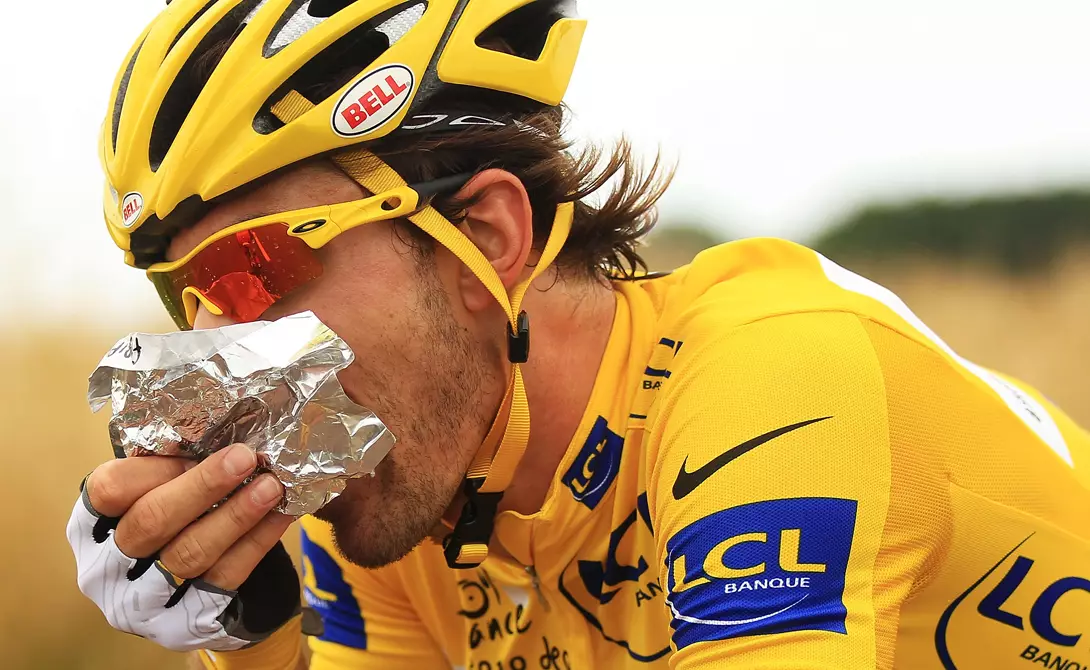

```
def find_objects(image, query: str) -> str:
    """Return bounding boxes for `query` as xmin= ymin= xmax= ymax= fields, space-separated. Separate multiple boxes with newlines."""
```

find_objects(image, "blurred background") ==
xmin=3 ymin=1 xmax=1090 ymax=668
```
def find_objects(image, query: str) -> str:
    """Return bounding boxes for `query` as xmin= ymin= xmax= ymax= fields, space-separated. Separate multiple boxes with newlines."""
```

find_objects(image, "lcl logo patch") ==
xmin=665 ymin=497 xmax=857 ymax=649
xmin=332 ymin=64 xmax=414 ymax=138
xmin=562 ymin=417 xmax=624 ymax=510
xmin=301 ymin=529 xmax=367 ymax=650
xmin=121 ymin=192 xmax=143 ymax=228
xmin=936 ymin=533 xmax=1090 ymax=670
xmin=982 ymin=556 xmax=1090 ymax=646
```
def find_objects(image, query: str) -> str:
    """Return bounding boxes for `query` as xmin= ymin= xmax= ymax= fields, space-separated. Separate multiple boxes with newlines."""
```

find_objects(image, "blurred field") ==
xmin=2 ymin=247 xmax=1089 ymax=669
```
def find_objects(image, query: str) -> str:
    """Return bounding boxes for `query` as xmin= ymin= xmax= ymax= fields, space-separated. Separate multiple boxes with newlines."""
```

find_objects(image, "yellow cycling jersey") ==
xmin=297 ymin=238 xmax=1090 ymax=670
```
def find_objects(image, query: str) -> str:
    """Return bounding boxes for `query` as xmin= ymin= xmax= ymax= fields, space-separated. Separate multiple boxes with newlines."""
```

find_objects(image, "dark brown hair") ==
xmin=367 ymin=105 xmax=674 ymax=280
xmin=187 ymin=23 xmax=674 ymax=280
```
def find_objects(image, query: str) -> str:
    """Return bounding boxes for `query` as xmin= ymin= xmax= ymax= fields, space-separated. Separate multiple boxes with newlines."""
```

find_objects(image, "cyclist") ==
xmin=68 ymin=1 xmax=1090 ymax=668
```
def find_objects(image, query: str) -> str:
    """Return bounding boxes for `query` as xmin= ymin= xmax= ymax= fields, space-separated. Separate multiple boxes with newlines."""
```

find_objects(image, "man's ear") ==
xmin=455 ymin=169 xmax=534 ymax=314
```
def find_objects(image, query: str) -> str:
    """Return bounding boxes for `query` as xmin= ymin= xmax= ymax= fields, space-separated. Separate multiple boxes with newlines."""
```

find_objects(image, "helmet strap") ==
xmin=270 ymin=92 xmax=575 ymax=568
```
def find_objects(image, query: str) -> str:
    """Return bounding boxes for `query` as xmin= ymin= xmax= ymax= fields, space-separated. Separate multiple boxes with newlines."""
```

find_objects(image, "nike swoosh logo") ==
xmin=671 ymin=417 xmax=833 ymax=500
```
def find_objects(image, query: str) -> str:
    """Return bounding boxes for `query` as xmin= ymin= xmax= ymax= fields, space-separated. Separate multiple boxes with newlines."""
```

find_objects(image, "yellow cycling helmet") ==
xmin=100 ymin=0 xmax=588 ymax=569
xmin=101 ymin=0 xmax=585 ymax=266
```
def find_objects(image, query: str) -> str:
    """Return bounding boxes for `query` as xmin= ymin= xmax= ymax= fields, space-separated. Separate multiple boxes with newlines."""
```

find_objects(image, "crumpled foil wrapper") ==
xmin=87 ymin=311 xmax=396 ymax=516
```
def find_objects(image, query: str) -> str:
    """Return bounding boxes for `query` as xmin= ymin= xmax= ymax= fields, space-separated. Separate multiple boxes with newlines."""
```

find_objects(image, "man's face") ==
xmin=169 ymin=161 xmax=504 ymax=568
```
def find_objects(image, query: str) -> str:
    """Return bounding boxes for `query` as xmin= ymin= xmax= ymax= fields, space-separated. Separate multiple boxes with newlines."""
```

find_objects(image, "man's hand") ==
xmin=88 ymin=444 xmax=291 ymax=588
xmin=67 ymin=444 xmax=300 ymax=652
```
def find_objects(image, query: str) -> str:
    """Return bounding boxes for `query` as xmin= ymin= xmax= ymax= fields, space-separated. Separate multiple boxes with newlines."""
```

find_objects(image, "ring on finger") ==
xmin=155 ymin=559 xmax=186 ymax=588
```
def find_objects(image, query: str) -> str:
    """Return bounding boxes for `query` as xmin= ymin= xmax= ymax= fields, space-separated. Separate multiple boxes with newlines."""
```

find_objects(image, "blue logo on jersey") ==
xmin=562 ymin=417 xmax=624 ymax=510
xmin=301 ymin=528 xmax=367 ymax=650
xmin=665 ymin=497 xmax=857 ymax=649
xmin=557 ymin=492 xmax=672 ymax=663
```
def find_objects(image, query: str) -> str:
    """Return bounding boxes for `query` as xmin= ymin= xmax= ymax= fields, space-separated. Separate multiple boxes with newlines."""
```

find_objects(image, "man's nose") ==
xmin=192 ymin=305 xmax=237 ymax=330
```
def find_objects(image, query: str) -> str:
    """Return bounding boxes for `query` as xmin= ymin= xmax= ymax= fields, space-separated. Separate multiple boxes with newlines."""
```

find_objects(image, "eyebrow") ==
xmin=167 ymin=208 xmax=277 ymax=262
xmin=224 ymin=209 xmax=277 ymax=227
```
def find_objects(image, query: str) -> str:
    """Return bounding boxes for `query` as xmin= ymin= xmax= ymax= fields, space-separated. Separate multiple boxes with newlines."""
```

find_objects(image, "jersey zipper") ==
xmin=526 ymin=565 xmax=551 ymax=612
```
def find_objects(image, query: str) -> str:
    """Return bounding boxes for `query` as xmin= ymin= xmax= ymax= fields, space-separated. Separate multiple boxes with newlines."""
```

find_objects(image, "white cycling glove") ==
xmin=66 ymin=480 xmax=300 ymax=652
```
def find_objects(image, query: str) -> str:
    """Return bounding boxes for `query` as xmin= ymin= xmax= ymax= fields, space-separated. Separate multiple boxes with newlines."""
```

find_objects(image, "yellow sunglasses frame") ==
xmin=146 ymin=183 xmax=423 ymax=327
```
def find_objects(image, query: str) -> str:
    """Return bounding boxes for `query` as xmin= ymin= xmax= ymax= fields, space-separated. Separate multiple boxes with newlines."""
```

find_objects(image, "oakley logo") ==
xmin=291 ymin=220 xmax=327 ymax=235
xmin=121 ymin=192 xmax=143 ymax=228
xmin=332 ymin=64 xmax=415 ymax=138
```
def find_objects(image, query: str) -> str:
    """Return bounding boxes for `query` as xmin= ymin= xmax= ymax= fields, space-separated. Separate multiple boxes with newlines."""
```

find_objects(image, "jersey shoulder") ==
xmin=652 ymin=237 xmax=930 ymax=342
xmin=644 ymin=237 xmax=1082 ymax=470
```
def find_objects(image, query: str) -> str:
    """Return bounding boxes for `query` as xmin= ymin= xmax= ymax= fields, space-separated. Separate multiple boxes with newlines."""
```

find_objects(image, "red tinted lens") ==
xmin=151 ymin=225 xmax=323 ymax=328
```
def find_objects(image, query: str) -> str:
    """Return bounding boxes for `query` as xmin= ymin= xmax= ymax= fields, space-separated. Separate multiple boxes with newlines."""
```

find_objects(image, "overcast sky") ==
xmin=4 ymin=0 xmax=1090 ymax=323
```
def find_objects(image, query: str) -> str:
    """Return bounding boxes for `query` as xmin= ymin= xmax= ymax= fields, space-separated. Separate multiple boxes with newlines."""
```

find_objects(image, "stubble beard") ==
xmin=320 ymin=264 xmax=498 ymax=569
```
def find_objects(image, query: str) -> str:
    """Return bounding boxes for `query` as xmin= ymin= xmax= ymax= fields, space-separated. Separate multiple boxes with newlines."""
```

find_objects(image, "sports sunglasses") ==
xmin=146 ymin=174 xmax=470 ymax=330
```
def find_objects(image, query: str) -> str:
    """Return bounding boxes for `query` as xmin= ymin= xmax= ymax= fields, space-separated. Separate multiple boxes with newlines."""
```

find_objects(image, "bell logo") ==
xmin=121 ymin=192 xmax=143 ymax=228
xmin=332 ymin=64 xmax=415 ymax=138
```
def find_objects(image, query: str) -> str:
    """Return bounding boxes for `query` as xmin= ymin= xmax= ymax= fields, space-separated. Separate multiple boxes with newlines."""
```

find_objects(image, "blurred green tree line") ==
xmin=816 ymin=190 xmax=1090 ymax=272
xmin=644 ymin=190 xmax=1090 ymax=273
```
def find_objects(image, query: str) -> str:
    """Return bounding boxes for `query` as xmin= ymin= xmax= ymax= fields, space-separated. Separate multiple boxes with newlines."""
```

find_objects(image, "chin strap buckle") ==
xmin=443 ymin=478 xmax=504 ymax=569
xmin=507 ymin=311 xmax=530 ymax=364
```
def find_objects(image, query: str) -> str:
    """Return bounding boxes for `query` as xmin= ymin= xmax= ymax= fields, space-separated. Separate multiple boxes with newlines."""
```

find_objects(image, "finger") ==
xmin=202 ymin=511 xmax=295 ymax=591
xmin=115 ymin=443 xmax=258 ymax=558
xmin=86 ymin=457 xmax=194 ymax=518
xmin=158 ymin=474 xmax=284 ymax=580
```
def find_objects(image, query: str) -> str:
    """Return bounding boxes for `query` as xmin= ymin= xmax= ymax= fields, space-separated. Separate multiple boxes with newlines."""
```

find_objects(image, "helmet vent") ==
xmin=260 ymin=0 xmax=424 ymax=58
xmin=167 ymin=0 xmax=221 ymax=59
xmin=476 ymin=0 xmax=573 ymax=62
xmin=252 ymin=0 xmax=427 ymax=134
xmin=148 ymin=0 xmax=266 ymax=171
xmin=111 ymin=40 xmax=145 ymax=153
xmin=375 ymin=2 xmax=425 ymax=44
xmin=263 ymin=1 xmax=329 ymax=57
xmin=308 ymin=0 xmax=356 ymax=16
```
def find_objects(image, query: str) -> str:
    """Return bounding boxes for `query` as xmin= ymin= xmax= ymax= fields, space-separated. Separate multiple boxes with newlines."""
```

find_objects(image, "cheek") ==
xmin=264 ymin=226 xmax=416 ymax=337
xmin=262 ymin=229 xmax=425 ymax=404
xmin=315 ymin=254 xmax=416 ymax=351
